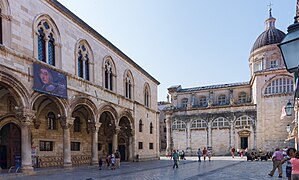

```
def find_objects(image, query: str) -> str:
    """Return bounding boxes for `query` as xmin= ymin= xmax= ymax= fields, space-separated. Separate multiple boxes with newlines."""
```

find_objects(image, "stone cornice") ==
xmin=44 ymin=0 xmax=160 ymax=85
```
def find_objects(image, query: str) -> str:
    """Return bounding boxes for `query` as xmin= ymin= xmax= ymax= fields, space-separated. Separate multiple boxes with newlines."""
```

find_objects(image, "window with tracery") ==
xmin=37 ymin=20 xmax=56 ymax=66
xmin=139 ymin=119 xmax=143 ymax=132
xmin=74 ymin=116 xmax=81 ymax=132
xmin=238 ymin=92 xmax=247 ymax=103
xmin=199 ymin=96 xmax=207 ymax=107
xmin=218 ymin=95 xmax=227 ymax=105
xmin=0 ymin=9 xmax=2 ymax=44
xmin=77 ymin=44 xmax=90 ymax=80
xmin=191 ymin=120 xmax=207 ymax=129
xmin=235 ymin=116 xmax=254 ymax=127
xmin=172 ymin=120 xmax=186 ymax=130
xmin=212 ymin=117 xmax=229 ymax=128
xmin=144 ymin=84 xmax=150 ymax=107
xmin=104 ymin=59 xmax=114 ymax=91
xmin=47 ymin=112 xmax=57 ymax=130
xmin=125 ymin=71 xmax=133 ymax=99
xmin=264 ymin=77 xmax=293 ymax=95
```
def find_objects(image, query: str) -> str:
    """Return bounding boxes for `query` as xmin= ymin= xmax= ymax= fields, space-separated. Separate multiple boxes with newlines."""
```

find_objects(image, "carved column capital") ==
xmin=59 ymin=116 xmax=74 ymax=129
xmin=15 ymin=108 xmax=36 ymax=126
xmin=115 ymin=126 xmax=121 ymax=134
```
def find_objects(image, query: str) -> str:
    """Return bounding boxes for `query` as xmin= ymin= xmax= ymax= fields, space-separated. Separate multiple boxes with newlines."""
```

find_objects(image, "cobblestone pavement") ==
xmin=0 ymin=157 xmax=288 ymax=180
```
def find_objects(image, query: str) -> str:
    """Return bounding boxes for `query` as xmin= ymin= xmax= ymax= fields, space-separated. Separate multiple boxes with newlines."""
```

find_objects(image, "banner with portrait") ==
xmin=33 ymin=63 xmax=68 ymax=99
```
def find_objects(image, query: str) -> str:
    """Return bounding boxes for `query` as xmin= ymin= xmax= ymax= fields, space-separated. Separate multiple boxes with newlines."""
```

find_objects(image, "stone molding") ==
xmin=58 ymin=116 xmax=74 ymax=129
xmin=15 ymin=108 xmax=36 ymax=126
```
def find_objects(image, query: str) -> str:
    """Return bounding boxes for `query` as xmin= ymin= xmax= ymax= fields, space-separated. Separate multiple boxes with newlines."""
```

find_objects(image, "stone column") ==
xmin=230 ymin=120 xmax=235 ymax=147
xmin=186 ymin=122 xmax=191 ymax=150
xmin=91 ymin=123 xmax=101 ymax=165
xmin=112 ymin=126 xmax=121 ymax=153
xmin=15 ymin=108 xmax=36 ymax=174
xmin=128 ymin=136 xmax=134 ymax=161
xmin=59 ymin=116 xmax=74 ymax=169
xmin=207 ymin=122 xmax=212 ymax=147
xmin=165 ymin=114 xmax=172 ymax=155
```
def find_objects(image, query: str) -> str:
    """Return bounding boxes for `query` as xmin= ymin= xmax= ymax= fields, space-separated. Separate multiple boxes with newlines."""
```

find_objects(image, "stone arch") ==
xmin=102 ymin=56 xmax=117 ymax=91
xmin=123 ymin=69 xmax=134 ymax=99
xmin=262 ymin=74 xmax=294 ymax=96
xmin=97 ymin=103 xmax=118 ymax=124
xmin=0 ymin=69 xmax=29 ymax=109
xmin=33 ymin=14 xmax=61 ymax=43
xmin=143 ymin=82 xmax=151 ymax=107
xmin=118 ymin=110 xmax=134 ymax=129
xmin=69 ymin=96 xmax=97 ymax=123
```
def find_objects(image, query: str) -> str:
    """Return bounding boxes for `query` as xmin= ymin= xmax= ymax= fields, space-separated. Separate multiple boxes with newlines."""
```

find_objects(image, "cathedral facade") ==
xmin=164 ymin=10 xmax=294 ymax=155
xmin=0 ymin=0 xmax=159 ymax=173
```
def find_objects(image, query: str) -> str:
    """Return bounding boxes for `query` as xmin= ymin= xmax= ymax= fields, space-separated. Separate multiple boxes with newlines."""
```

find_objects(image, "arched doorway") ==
xmin=0 ymin=123 xmax=21 ymax=169
xmin=118 ymin=116 xmax=133 ymax=161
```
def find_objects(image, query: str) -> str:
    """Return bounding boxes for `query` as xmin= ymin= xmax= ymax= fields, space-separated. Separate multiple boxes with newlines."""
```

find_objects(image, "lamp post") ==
xmin=287 ymin=124 xmax=291 ymax=133
xmin=285 ymin=100 xmax=294 ymax=116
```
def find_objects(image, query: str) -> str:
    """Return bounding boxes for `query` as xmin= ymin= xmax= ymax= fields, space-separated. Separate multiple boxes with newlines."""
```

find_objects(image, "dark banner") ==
xmin=33 ymin=63 xmax=67 ymax=99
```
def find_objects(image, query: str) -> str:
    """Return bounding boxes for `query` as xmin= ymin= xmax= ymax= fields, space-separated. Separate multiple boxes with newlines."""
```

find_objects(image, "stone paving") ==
xmin=0 ymin=156 xmax=288 ymax=180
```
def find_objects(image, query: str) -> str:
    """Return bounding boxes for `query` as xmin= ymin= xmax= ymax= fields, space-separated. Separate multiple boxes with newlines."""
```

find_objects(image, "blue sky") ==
xmin=58 ymin=0 xmax=295 ymax=101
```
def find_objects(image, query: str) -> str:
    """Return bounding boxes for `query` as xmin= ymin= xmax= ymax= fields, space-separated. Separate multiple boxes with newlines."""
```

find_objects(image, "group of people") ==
xmin=230 ymin=147 xmax=248 ymax=158
xmin=197 ymin=147 xmax=212 ymax=162
xmin=98 ymin=150 xmax=121 ymax=170
xmin=268 ymin=147 xmax=299 ymax=179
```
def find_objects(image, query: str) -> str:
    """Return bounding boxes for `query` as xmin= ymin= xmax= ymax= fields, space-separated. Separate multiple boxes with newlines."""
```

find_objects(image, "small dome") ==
xmin=251 ymin=28 xmax=285 ymax=53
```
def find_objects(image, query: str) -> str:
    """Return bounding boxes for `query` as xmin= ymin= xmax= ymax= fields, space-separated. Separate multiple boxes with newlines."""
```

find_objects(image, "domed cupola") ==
xmin=251 ymin=8 xmax=286 ymax=53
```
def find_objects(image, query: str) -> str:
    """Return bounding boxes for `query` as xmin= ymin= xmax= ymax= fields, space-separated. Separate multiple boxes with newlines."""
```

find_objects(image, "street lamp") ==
xmin=285 ymin=100 xmax=294 ymax=116
xmin=278 ymin=0 xmax=299 ymax=73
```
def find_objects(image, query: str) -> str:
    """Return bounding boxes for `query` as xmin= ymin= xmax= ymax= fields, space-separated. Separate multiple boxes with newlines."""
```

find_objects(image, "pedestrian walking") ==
xmin=231 ymin=147 xmax=236 ymax=158
xmin=182 ymin=150 xmax=186 ymax=160
xmin=98 ymin=157 xmax=103 ymax=170
xmin=197 ymin=148 xmax=202 ymax=162
xmin=203 ymin=147 xmax=207 ymax=162
xmin=281 ymin=147 xmax=296 ymax=180
xmin=268 ymin=147 xmax=284 ymax=178
xmin=111 ymin=154 xmax=116 ymax=170
xmin=115 ymin=149 xmax=121 ymax=168
xmin=172 ymin=150 xmax=179 ymax=169
xmin=291 ymin=151 xmax=299 ymax=180
xmin=207 ymin=149 xmax=212 ymax=161
xmin=106 ymin=154 xmax=111 ymax=168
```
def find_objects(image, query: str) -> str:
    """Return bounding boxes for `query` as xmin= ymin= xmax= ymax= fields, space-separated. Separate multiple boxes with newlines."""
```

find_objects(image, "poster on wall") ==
xmin=33 ymin=63 xmax=68 ymax=99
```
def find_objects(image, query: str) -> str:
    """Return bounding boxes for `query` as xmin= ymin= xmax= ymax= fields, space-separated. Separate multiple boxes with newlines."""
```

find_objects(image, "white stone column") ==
xmin=91 ymin=123 xmax=101 ymax=165
xmin=165 ymin=114 xmax=172 ymax=155
xmin=59 ymin=116 xmax=74 ymax=169
xmin=207 ymin=122 xmax=212 ymax=147
xmin=186 ymin=122 xmax=191 ymax=150
xmin=112 ymin=126 xmax=121 ymax=153
xmin=15 ymin=108 xmax=35 ymax=174
xmin=230 ymin=121 xmax=235 ymax=147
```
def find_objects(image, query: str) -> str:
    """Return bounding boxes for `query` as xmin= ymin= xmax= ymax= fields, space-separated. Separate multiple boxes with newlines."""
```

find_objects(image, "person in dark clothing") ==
xmin=99 ymin=157 xmax=103 ymax=170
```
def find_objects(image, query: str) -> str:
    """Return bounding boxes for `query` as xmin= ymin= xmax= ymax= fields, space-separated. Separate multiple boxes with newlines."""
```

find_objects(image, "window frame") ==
xmin=71 ymin=142 xmax=81 ymax=151
xmin=40 ymin=141 xmax=54 ymax=151
xmin=138 ymin=142 xmax=143 ymax=149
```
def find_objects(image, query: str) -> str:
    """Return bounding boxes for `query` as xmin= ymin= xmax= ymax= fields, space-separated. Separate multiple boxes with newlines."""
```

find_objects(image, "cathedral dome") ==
xmin=250 ymin=9 xmax=285 ymax=53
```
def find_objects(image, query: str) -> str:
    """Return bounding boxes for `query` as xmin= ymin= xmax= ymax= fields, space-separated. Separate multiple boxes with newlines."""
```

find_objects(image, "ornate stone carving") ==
xmin=58 ymin=116 xmax=74 ymax=129
xmin=15 ymin=108 xmax=36 ymax=126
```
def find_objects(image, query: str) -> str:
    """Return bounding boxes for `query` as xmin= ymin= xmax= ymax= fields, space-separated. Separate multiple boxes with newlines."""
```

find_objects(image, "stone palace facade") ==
xmin=163 ymin=9 xmax=294 ymax=155
xmin=0 ymin=0 xmax=160 ymax=173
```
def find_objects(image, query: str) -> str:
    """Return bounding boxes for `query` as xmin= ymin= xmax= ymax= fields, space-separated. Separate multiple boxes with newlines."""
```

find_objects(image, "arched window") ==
xmin=47 ymin=112 xmax=56 ymax=130
xmin=36 ymin=19 xmax=59 ymax=66
xmin=264 ymin=77 xmax=293 ymax=95
xmin=124 ymin=70 xmax=133 ymax=99
xmin=0 ymin=0 xmax=12 ymax=46
xmin=238 ymin=92 xmax=247 ymax=104
xmin=181 ymin=98 xmax=188 ymax=108
xmin=235 ymin=116 xmax=254 ymax=128
xmin=150 ymin=122 xmax=153 ymax=134
xmin=77 ymin=43 xmax=91 ymax=80
xmin=0 ymin=8 xmax=3 ymax=44
xmin=103 ymin=58 xmax=115 ymax=91
xmin=199 ymin=96 xmax=207 ymax=107
xmin=172 ymin=121 xmax=186 ymax=130
xmin=74 ymin=116 xmax=81 ymax=132
xmin=144 ymin=83 xmax=150 ymax=107
xmin=139 ymin=119 xmax=143 ymax=132
xmin=218 ymin=95 xmax=227 ymax=105
xmin=212 ymin=117 xmax=229 ymax=128
xmin=191 ymin=120 xmax=207 ymax=129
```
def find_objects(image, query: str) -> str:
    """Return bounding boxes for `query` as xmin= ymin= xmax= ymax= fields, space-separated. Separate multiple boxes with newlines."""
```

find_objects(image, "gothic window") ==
xmin=199 ymin=96 xmax=207 ymax=107
xmin=212 ymin=117 xmax=229 ymax=128
xmin=218 ymin=95 xmax=227 ymax=105
xmin=238 ymin=92 xmax=247 ymax=104
xmin=0 ymin=9 xmax=2 ymax=44
xmin=144 ymin=83 xmax=150 ymax=107
xmin=150 ymin=122 xmax=153 ymax=134
xmin=36 ymin=19 xmax=59 ymax=66
xmin=74 ymin=116 xmax=81 ymax=132
xmin=235 ymin=116 xmax=254 ymax=127
xmin=47 ymin=112 xmax=57 ymax=130
xmin=0 ymin=2 xmax=12 ymax=46
xmin=104 ymin=59 xmax=115 ymax=91
xmin=77 ymin=44 xmax=90 ymax=80
xmin=191 ymin=120 xmax=207 ymax=129
xmin=139 ymin=119 xmax=143 ymax=132
xmin=125 ymin=70 xmax=133 ymax=99
xmin=172 ymin=120 xmax=186 ymax=130
xmin=181 ymin=98 xmax=188 ymax=108
xmin=264 ymin=77 xmax=293 ymax=95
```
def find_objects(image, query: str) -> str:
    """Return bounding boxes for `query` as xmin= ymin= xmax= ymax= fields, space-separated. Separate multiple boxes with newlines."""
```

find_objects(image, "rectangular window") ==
xmin=40 ymin=141 xmax=53 ymax=151
xmin=164 ymin=127 xmax=166 ymax=133
xmin=71 ymin=142 xmax=80 ymax=151
xmin=98 ymin=143 xmax=102 ymax=151
xmin=270 ymin=60 xmax=278 ymax=68
xmin=149 ymin=143 xmax=154 ymax=149
xmin=138 ymin=142 xmax=143 ymax=149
